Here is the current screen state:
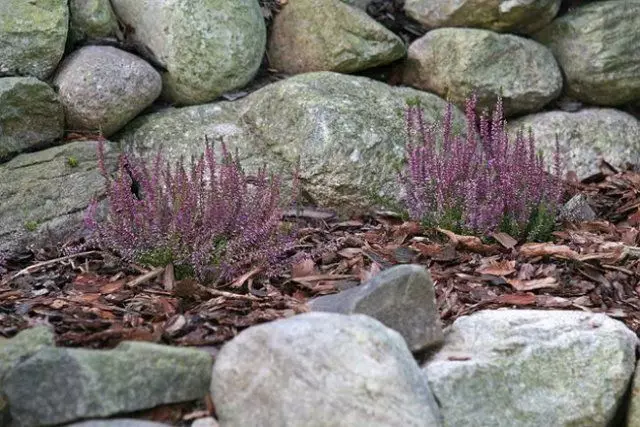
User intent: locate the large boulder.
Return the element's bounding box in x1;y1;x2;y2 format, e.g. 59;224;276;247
0;77;64;162
0;140;118;258
533;0;640;106
508;108;640;180
424;310;638;427
310;264;444;353
268;0;406;74
211;312;443;427
110;0;266;106
0;0;68;79
403;28;563;117
3;341;213;426
54;46;162;137
68;0;120;46
404;0;561;34
116;72;466;213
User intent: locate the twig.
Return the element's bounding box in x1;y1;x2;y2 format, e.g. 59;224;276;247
125;267;165;288
1;251;99;286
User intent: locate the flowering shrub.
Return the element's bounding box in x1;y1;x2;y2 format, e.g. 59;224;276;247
85;140;297;284
401;95;563;241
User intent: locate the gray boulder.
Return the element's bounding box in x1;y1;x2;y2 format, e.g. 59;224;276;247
68;0;120;45
0;326;55;382
117;72;466;213
423;310;638;427
533;0;640;106
627;358;640;427
110;0;266;106
268;0;406;74
54;46;162;137
310;264;444;353
403;28;563;117
0;0;68;79
211;312;443;427
3;341;213;427
66;420;173;427
508;108;640;180
404;0;561;34
0;140;118;258
0;77;64;162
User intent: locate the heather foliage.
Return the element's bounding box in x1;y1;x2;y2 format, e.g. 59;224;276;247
85;140;297;284
402;95;563;241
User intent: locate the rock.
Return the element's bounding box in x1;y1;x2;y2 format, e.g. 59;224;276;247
310;264;443;353
3;341;213;426
117;72;466;213
110;0;265;106
0;77;65;162
211;312;443;427
404;0;561;34
0;0;68;79
66;420;173;427
0;140;118;259
423;310;638;427
0;326;55;382
403;28;562;117
341;0;371;10
559;194;596;222
54;46;162;137
508;108;640;180
533;0;640;106
627;359;640;426
68;0;120;46
191;417;220;427
268;0;405;74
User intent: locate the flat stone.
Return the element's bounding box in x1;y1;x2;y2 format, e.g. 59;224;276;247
268;0;405;74
54;46;162;137
0;77;64;162
0;0;68;79
423;309;638;427
310;264;443;353
4;341;213;426
212;312;443;427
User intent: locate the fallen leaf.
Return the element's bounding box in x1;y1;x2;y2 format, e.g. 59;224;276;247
505;276;558;291
519;243;579;260
494;293;536;305
437;228;499;255
491;232;518;249
291;258;318;278
476;260;516;277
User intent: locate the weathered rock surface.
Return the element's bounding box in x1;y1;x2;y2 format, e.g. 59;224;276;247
0;0;68;79
67;419;173;427
117;72;466;212
424;310;638;427
508;108;640;180
110;0;265;105
268;0;405;74
310;264;443;353
403;28;562;117
68;0;120;46
533;0;640;106
627;358;640;427
0;326;54;382
3;341;213;426
559;194;596;223
0;77;64;161
0;140;118;259
211;312;443;427
404;0;561;34
54;46;162;137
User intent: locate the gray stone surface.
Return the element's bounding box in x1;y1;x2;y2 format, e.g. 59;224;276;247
0;140;118;258
423;310;638;427
0;0;68;79
116;72;466;213
54;46;162;137
627;358;640;427
68;0;120;45
0;326;54;382
4;341;213;427
508;108;640;180
212;312;443;427
559;194;596;222
533;0;640;106
110;0;266;105
268;0;405;74
66;419;173;427
310;264;443;353
0;77;64;162
405;0;560;34
403;28;562;117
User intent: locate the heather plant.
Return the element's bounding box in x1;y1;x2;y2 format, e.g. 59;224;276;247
85;140;298;285
401;95;563;242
